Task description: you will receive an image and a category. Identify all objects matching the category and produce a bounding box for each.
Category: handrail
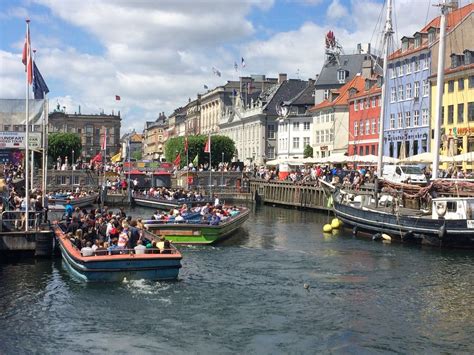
[1,210,44,231]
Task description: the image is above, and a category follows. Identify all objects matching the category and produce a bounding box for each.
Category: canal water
[1,204,474,354]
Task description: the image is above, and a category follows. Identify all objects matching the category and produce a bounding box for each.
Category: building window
[267,146,275,159]
[469,76,474,88]
[398,112,403,128]
[397,65,402,77]
[428,30,435,44]
[359,100,364,110]
[371,97,376,107]
[458,103,464,123]
[459,78,465,91]
[403,61,409,74]
[406,83,412,99]
[365,120,370,135]
[391,67,396,79]
[337,70,346,83]
[293,122,300,131]
[448,80,454,92]
[469,102,474,122]
[293,137,299,149]
[354,121,358,136]
[390,114,395,129]
[354,100,358,112]
[448,105,454,124]
[3,125,10,131]
[423,56,429,69]
[398,85,404,101]
[303,137,310,147]
[414,58,420,71]
[364,99,369,109]
[442,106,445,124]
[324,89,330,100]
[414,36,421,48]
[268,124,275,139]
[413,110,420,126]
[315,131,320,144]
[303,122,310,130]
[325,129,330,142]
[405,111,411,127]
[414,81,420,98]
[390,87,396,102]
[423,80,429,96]
[372,119,377,134]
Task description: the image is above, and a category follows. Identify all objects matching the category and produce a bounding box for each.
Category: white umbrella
[383,156,399,164]
[401,152,435,163]
[452,152,474,163]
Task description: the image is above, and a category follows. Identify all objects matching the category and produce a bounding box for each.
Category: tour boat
[142,207,250,244]
[132,193,213,210]
[48,193,98,211]
[53,225,182,282]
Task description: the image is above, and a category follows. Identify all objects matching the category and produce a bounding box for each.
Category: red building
[347,78,382,156]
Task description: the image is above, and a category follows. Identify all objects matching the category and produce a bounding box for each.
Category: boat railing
[0,210,45,232]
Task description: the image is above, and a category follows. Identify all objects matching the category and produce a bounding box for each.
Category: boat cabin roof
[432,197,474,202]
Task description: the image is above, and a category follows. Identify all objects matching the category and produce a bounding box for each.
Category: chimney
[278,73,287,84]
[357,43,362,54]
[78,105,81,114]
[308,78,315,86]
[362,58,373,78]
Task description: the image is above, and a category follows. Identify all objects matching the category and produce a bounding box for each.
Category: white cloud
[327,0,348,21]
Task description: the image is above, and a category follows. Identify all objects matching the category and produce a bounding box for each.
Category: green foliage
[303,144,313,158]
[164,135,235,168]
[48,132,82,163]
[131,150,142,161]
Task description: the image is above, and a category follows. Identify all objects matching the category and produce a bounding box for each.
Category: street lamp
[72,149,75,185]
[221,152,224,187]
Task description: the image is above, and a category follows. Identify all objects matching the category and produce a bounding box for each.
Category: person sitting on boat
[209,212,221,225]
[108,238,120,254]
[156,236,166,253]
[117,225,129,251]
[174,213,185,223]
[134,240,146,255]
[153,210,163,220]
[81,241,94,257]
[200,203,211,216]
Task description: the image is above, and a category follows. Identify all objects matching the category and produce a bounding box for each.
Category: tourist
[134,240,146,255]
[81,241,94,257]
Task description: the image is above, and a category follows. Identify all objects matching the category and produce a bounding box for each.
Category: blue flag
[33,62,49,99]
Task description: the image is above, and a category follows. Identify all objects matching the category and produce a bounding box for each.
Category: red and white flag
[22,20,33,85]
[204,134,211,153]
[173,153,181,166]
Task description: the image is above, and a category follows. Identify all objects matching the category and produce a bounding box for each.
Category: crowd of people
[62,205,172,257]
[138,187,206,201]
[148,202,241,226]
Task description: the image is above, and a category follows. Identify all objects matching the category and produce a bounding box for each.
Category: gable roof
[421,3,473,32]
[310,74,365,111]
[285,81,316,106]
[262,79,308,115]
[315,53,368,88]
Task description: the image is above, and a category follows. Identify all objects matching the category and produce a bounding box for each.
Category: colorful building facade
[347,78,381,156]
[430,52,474,170]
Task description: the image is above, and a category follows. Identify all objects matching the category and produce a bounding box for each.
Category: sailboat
[323,0,474,248]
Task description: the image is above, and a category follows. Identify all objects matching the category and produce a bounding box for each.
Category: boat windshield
[402,166,423,174]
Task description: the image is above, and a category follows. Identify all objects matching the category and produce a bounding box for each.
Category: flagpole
[24,20,30,232]
[43,96,48,211]
[209,133,212,199]
[186,137,189,191]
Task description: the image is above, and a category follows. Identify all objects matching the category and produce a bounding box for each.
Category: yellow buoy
[331,218,340,229]
[381,233,392,241]
[323,224,333,233]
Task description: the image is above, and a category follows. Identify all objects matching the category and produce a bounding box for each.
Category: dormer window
[428,29,436,44]
[324,89,330,100]
[414,35,421,48]
[402,40,409,52]
[337,69,347,83]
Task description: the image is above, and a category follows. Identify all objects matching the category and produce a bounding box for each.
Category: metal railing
[0,210,45,232]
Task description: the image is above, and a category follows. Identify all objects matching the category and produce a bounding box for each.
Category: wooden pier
[249,179,331,211]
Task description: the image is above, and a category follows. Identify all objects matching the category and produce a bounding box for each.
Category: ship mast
[432,0,449,179]
[376,0,394,177]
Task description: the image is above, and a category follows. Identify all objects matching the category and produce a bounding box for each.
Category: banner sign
[0,131,42,149]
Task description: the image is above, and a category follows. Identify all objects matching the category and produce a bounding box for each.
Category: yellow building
[430,51,474,171]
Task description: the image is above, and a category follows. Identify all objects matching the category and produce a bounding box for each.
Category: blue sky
[0,0,463,134]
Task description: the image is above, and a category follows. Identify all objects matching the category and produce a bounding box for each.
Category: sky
[0,0,469,135]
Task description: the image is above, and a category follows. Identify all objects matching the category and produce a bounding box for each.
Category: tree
[304,144,313,158]
[131,150,142,161]
[164,135,235,168]
[48,132,82,163]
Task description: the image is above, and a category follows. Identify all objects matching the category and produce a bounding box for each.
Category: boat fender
[435,202,447,217]
[331,218,340,229]
[323,224,333,233]
[403,231,415,241]
[381,233,391,241]
[438,225,447,239]
[372,233,382,241]
[352,226,358,236]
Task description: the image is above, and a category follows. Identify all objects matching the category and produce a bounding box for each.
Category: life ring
[435,202,447,217]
